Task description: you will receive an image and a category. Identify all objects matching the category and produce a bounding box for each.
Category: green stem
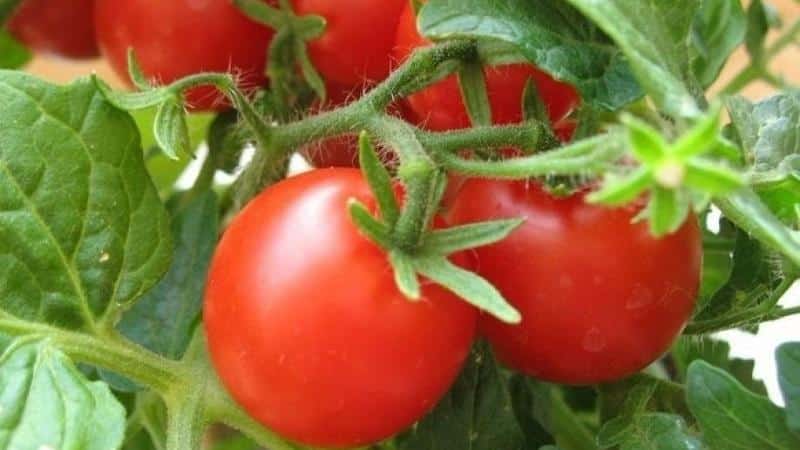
[164,388,207,450]
[418,122,548,154]
[551,390,598,450]
[0,0,23,23]
[720,65,764,96]
[0,314,183,392]
[685,278,795,334]
[766,18,800,59]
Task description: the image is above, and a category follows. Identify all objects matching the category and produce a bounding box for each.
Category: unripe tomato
[94,0,276,111]
[447,180,701,384]
[205,169,477,447]
[394,3,579,132]
[8,0,99,59]
[292,0,407,88]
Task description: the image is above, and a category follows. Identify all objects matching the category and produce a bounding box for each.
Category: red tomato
[394,3,579,132]
[8,0,99,59]
[94,0,276,111]
[447,180,701,384]
[204,169,477,447]
[292,0,407,88]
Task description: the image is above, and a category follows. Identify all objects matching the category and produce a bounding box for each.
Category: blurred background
[20,0,800,405]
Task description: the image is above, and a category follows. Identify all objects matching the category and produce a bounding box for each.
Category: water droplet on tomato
[582,327,606,353]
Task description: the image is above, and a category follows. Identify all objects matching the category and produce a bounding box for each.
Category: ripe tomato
[204,169,477,447]
[394,3,579,132]
[7,0,99,59]
[447,180,701,384]
[94,0,276,111]
[292,0,407,88]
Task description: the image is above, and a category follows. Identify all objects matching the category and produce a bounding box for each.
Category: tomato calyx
[348,132,522,324]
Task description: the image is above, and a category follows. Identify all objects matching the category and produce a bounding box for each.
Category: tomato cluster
[12,1,702,448]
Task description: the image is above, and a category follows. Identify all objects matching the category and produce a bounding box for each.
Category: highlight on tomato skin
[446,179,702,385]
[203,168,478,448]
[393,2,581,134]
[94,0,277,112]
[8,0,99,59]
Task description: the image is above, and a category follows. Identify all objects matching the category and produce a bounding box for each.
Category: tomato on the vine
[94,0,276,111]
[394,3,579,134]
[292,0,407,89]
[447,180,702,384]
[7,0,99,59]
[204,169,477,447]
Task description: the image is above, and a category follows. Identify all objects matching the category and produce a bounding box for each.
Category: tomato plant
[447,180,702,384]
[205,168,477,447]
[1,1,799,450]
[394,2,580,133]
[94,0,276,111]
[6,0,98,59]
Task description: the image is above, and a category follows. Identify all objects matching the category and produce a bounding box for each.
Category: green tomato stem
[0,313,184,392]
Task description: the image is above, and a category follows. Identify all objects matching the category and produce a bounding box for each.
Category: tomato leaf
[389,250,421,300]
[745,0,780,61]
[421,219,523,255]
[458,60,493,127]
[396,342,527,450]
[777,342,800,432]
[687,360,800,449]
[419,0,642,111]
[598,374,692,427]
[598,413,701,450]
[672,336,767,396]
[562,0,702,118]
[154,99,191,160]
[0,30,30,70]
[689,0,746,87]
[414,255,521,323]
[0,72,172,330]
[0,339,126,450]
[115,192,218,361]
[358,132,400,226]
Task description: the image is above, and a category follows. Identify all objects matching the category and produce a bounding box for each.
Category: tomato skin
[447,180,701,384]
[292,0,407,88]
[8,0,99,59]
[394,3,579,132]
[204,169,477,447]
[94,0,275,111]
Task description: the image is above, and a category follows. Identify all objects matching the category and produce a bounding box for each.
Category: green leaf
[0,72,172,330]
[348,199,392,246]
[689,0,746,87]
[745,0,778,61]
[359,132,400,226]
[588,167,652,205]
[421,219,523,255]
[0,339,126,450]
[419,0,643,111]
[777,342,800,432]
[563,0,701,117]
[598,374,693,428]
[116,192,218,360]
[508,377,557,448]
[396,342,526,450]
[0,30,30,70]
[672,336,767,395]
[207,110,247,174]
[598,413,701,450]
[154,99,191,160]
[684,159,743,194]
[458,61,493,127]
[648,186,690,236]
[389,250,421,300]
[414,255,521,323]
[715,188,800,268]
[623,115,668,164]
[687,360,800,449]
[726,93,800,222]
